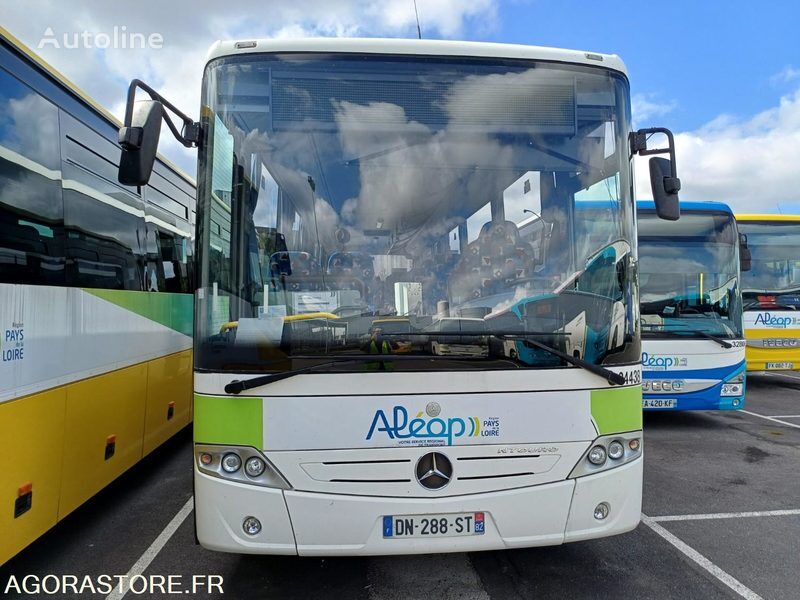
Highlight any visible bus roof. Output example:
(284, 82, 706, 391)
(205, 37, 628, 77)
(637, 200, 734, 214)
(0, 25, 196, 187)
(735, 214, 800, 223)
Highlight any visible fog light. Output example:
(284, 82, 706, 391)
(199, 452, 213, 466)
(221, 453, 242, 473)
(245, 456, 266, 478)
(628, 438, 641, 451)
(608, 440, 625, 460)
(594, 502, 610, 520)
(588, 445, 607, 465)
(242, 516, 262, 536)
(732, 398, 741, 407)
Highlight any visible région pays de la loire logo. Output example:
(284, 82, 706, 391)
(2, 322, 24, 363)
(366, 405, 501, 446)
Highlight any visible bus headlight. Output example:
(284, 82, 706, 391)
(221, 453, 242, 473)
(569, 432, 642, 478)
(608, 440, 625, 460)
(196, 444, 291, 489)
(721, 383, 743, 396)
(721, 372, 745, 397)
(588, 446, 607, 465)
(245, 457, 266, 478)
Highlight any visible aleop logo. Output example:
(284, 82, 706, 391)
(754, 313, 800, 328)
(366, 406, 500, 446)
(641, 352, 687, 369)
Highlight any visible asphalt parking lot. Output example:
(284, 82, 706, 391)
(3, 373, 799, 600)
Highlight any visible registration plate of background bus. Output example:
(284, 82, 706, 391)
(383, 512, 485, 538)
(766, 362, 794, 370)
(642, 398, 676, 408)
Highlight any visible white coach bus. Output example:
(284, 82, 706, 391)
(116, 38, 681, 555)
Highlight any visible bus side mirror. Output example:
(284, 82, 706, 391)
(631, 127, 681, 221)
(649, 157, 680, 221)
(119, 99, 163, 186)
(117, 79, 200, 187)
(739, 232, 752, 272)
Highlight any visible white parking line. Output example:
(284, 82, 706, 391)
(766, 415, 800, 419)
(740, 410, 800, 430)
(649, 508, 800, 522)
(763, 372, 800, 381)
(641, 515, 763, 600)
(105, 497, 194, 600)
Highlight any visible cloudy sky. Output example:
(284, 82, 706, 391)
(2, 0, 798, 213)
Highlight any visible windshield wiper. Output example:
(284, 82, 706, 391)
(224, 355, 521, 394)
(641, 323, 733, 349)
(500, 335, 625, 386)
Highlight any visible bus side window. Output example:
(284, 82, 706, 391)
(0, 67, 66, 286)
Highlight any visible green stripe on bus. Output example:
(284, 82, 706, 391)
(590, 386, 642, 434)
(194, 394, 263, 448)
(84, 289, 193, 336)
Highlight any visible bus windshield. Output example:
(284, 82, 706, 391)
(738, 222, 800, 310)
(638, 209, 742, 338)
(195, 53, 637, 372)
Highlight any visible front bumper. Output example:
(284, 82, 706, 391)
(194, 457, 642, 556)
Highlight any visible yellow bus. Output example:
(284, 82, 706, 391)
(736, 214, 800, 371)
(0, 27, 195, 564)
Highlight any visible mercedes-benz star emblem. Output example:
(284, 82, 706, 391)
(415, 452, 453, 490)
(425, 402, 441, 417)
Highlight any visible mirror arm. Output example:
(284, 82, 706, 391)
(120, 79, 201, 149)
(630, 127, 680, 193)
(630, 127, 678, 174)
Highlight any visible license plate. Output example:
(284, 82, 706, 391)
(383, 512, 485, 538)
(766, 362, 794, 370)
(643, 398, 676, 408)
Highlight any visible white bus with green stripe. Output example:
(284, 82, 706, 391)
(119, 37, 681, 555)
(0, 27, 195, 565)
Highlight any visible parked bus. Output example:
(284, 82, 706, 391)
(736, 214, 800, 371)
(638, 201, 746, 410)
(118, 38, 681, 555)
(0, 27, 195, 565)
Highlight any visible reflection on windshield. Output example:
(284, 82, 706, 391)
(196, 54, 638, 372)
(739, 222, 800, 310)
(637, 210, 742, 338)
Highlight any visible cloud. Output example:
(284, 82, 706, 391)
(631, 93, 676, 126)
(2, 0, 498, 173)
(770, 65, 800, 86)
(635, 87, 800, 214)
